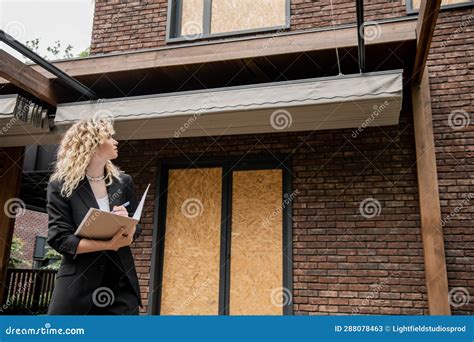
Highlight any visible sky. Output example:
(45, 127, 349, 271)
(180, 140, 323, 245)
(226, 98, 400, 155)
(0, 0, 94, 62)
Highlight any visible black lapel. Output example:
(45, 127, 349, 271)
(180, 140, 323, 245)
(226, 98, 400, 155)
(74, 176, 123, 211)
(74, 177, 99, 210)
(106, 176, 123, 210)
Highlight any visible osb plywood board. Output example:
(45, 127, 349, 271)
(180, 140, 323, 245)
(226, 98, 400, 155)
(229, 169, 283, 315)
(412, 0, 469, 8)
(211, 0, 287, 34)
(181, 0, 204, 36)
(161, 168, 222, 315)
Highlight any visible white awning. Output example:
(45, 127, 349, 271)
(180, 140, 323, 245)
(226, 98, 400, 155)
(0, 94, 51, 136)
(54, 70, 402, 140)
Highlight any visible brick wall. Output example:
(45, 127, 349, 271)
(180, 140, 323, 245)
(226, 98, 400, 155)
(90, 0, 408, 55)
(291, 0, 406, 29)
(87, 1, 473, 315)
(427, 8, 474, 316)
(91, 0, 168, 54)
(12, 209, 48, 267)
(118, 97, 429, 315)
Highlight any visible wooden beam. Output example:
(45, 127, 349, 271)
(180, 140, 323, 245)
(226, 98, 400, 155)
(0, 147, 24, 306)
(413, 0, 442, 84)
(0, 132, 60, 148)
(241, 58, 272, 82)
(412, 69, 451, 315)
(0, 50, 58, 106)
(0, 19, 417, 83)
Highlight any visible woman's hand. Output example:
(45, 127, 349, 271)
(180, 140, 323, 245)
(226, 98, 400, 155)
(111, 205, 128, 217)
(122, 224, 137, 238)
(108, 228, 133, 251)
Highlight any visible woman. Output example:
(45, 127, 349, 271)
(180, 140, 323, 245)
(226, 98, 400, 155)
(46, 118, 142, 315)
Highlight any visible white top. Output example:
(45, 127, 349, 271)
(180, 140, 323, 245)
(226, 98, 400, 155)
(96, 195, 110, 212)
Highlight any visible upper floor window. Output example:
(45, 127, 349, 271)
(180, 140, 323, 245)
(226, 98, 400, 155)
(407, 0, 474, 13)
(166, 0, 290, 42)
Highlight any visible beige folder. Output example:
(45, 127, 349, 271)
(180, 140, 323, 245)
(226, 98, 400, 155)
(74, 184, 150, 240)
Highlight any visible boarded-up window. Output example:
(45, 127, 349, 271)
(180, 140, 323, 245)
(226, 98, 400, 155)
(160, 168, 222, 315)
(229, 169, 283, 315)
(180, 0, 204, 37)
(410, 0, 473, 11)
(168, 0, 289, 40)
(210, 0, 287, 35)
(156, 162, 291, 315)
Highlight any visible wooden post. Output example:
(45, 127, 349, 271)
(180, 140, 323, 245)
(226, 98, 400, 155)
(31, 270, 43, 314)
(412, 69, 451, 315)
(413, 0, 442, 83)
(0, 147, 24, 306)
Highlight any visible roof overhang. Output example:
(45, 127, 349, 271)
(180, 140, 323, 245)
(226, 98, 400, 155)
(53, 70, 403, 140)
(0, 94, 51, 136)
(0, 17, 416, 91)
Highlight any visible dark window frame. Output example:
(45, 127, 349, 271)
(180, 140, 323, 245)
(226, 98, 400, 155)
(166, 0, 291, 43)
(148, 155, 294, 315)
(406, 0, 474, 14)
(33, 236, 48, 260)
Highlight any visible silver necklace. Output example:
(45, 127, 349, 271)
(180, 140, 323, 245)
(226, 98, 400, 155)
(86, 173, 105, 182)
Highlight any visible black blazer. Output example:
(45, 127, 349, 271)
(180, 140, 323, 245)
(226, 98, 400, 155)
(46, 173, 142, 315)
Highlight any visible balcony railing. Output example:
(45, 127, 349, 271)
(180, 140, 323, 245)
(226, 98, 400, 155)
(1, 268, 57, 315)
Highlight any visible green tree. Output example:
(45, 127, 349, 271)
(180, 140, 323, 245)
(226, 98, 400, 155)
(41, 247, 61, 270)
(24, 38, 90, 61)
(78, 46, 91, 58)
(8, 237, 31, 268)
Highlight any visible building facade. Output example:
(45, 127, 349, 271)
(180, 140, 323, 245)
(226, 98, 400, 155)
(0, 0, 472, 316)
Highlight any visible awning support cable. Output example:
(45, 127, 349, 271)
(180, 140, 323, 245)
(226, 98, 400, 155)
(329, 0, 343, 76)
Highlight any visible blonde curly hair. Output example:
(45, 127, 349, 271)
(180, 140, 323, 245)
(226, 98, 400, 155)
(50, 118, 123, 198)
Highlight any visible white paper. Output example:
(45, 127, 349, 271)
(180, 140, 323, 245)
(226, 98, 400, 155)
(133, 183, 150, 220)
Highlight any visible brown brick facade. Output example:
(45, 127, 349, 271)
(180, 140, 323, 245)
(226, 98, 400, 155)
(86, 0, 474, 315)
(118, 100, 432, 315)
(427, 8, 474, 316)
(12, 210, 48, 266)
(90, 0, 408, 55)
(0, 0, 468, 316)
